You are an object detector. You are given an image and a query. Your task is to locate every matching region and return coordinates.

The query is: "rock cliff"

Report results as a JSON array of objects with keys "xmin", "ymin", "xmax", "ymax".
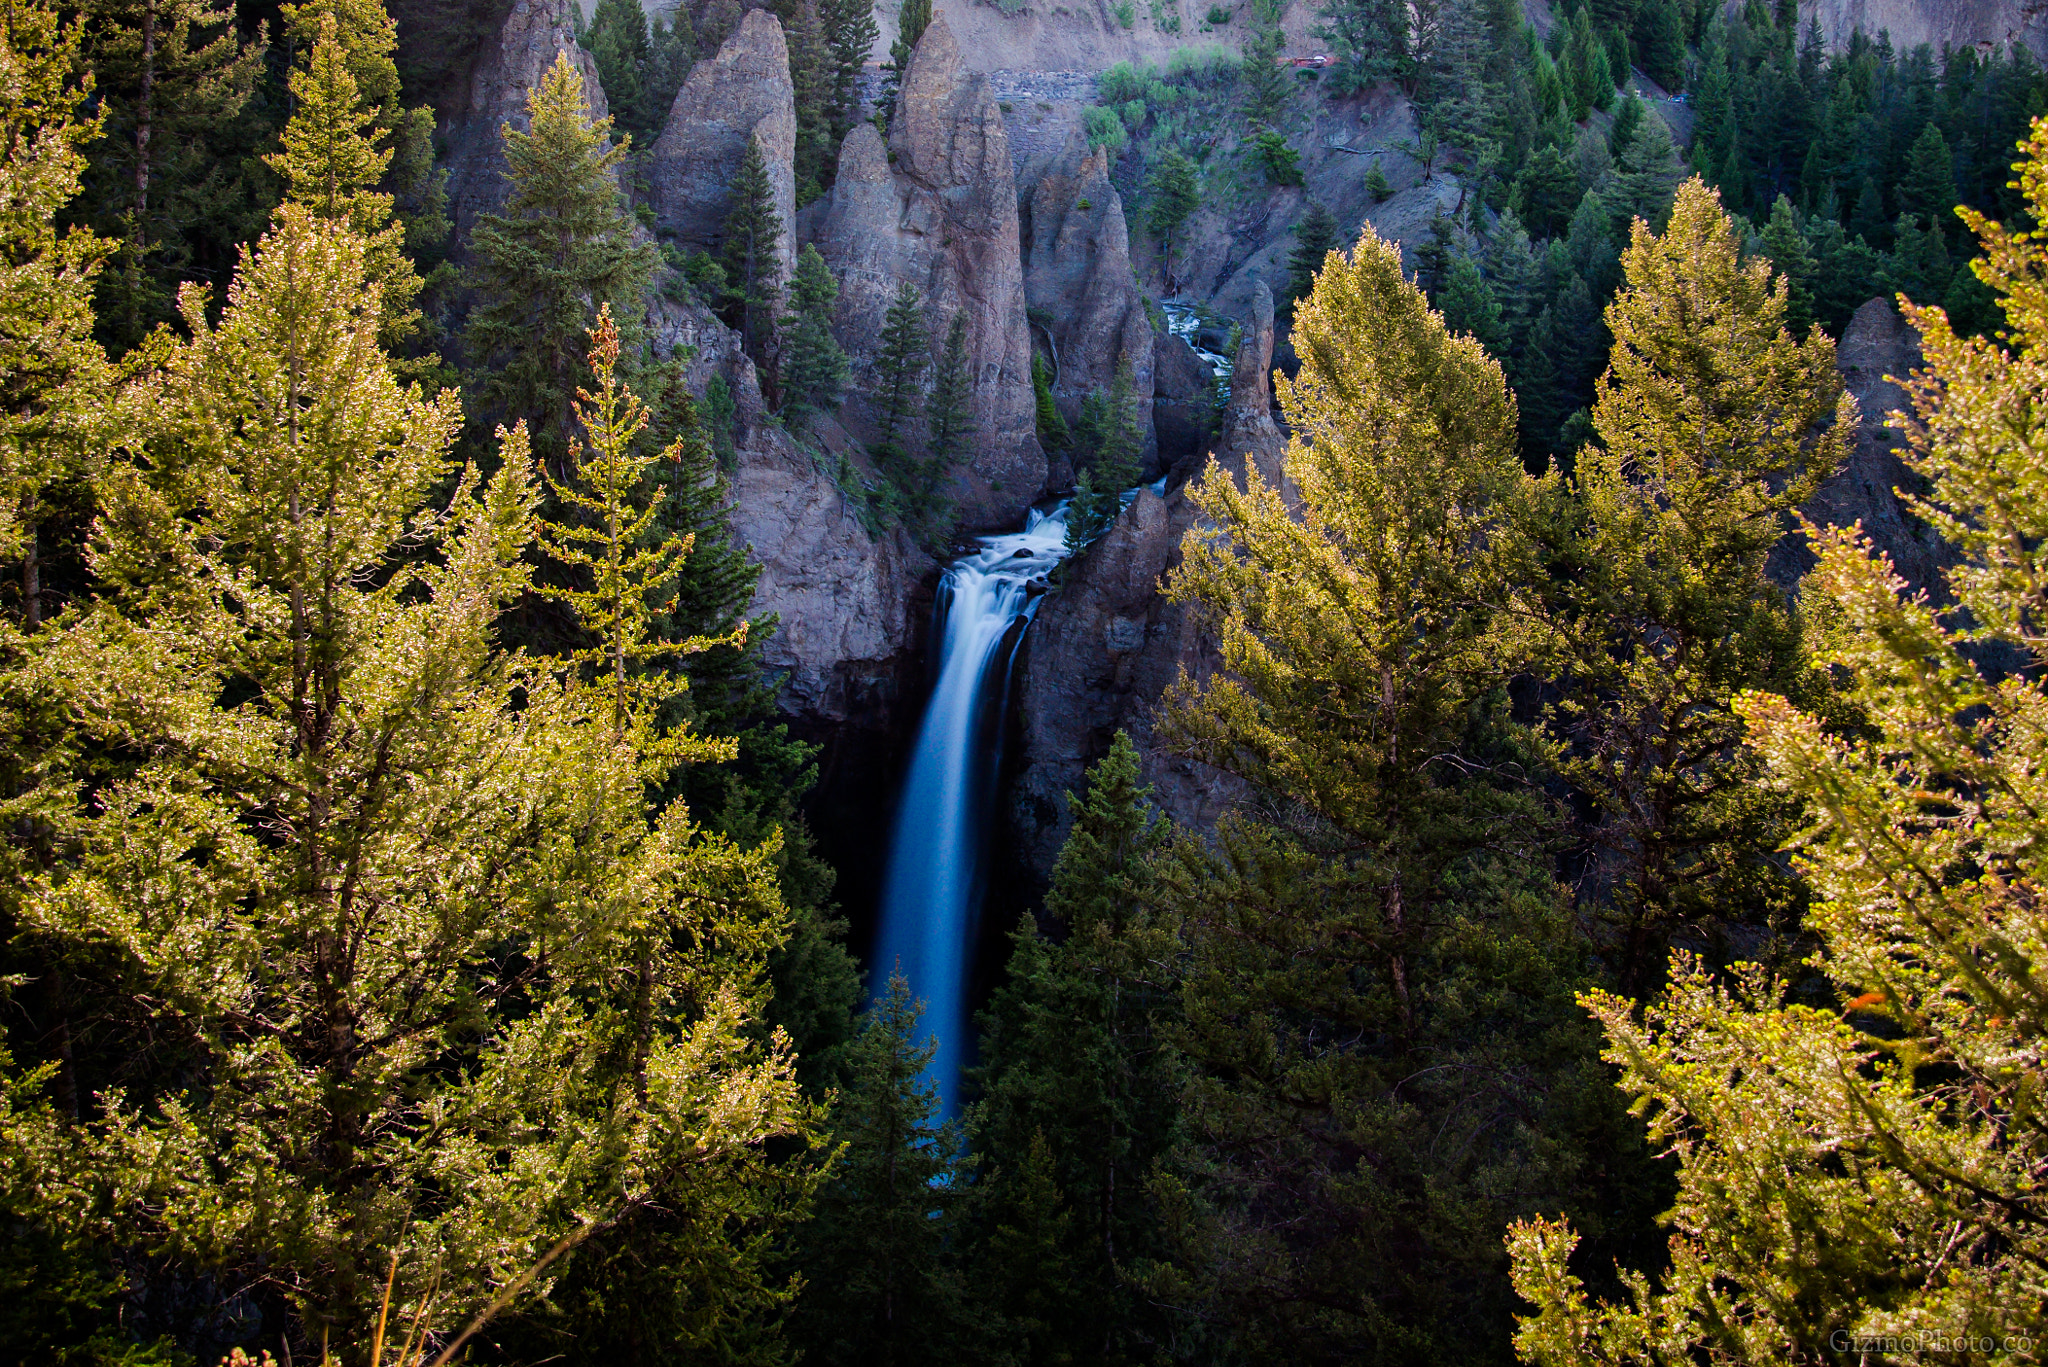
[
  {"xmin": 1009, "ymin": 285, "xmax": 1281, "ymax": 874},
  {"xmin": 1019, "ymin": 137, "xmax": 1156, "ymax": 460},
  {"xmin": 812, "ymin": 16, "xmax": 1046, "ymax": 529},
  {"xmin": 650, "ymin": 293, "xmax": 932, "ymax": 723},
  {"xmin": 649, "ymin": 9, "xmax": 799, "ymax": 288},
  {"xmin": 1801, "ymin": 0, "xmax": 2046, "ymax": 50},
  {"xmin": 441, "ymin": 0, "xmax": 605, "ymax": 246}
]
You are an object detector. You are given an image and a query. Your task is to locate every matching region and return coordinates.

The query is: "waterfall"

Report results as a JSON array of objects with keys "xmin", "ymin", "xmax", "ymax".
[{"xmin": 874, "ymin": 501, "xmax": 1076, "ymax": 1111}]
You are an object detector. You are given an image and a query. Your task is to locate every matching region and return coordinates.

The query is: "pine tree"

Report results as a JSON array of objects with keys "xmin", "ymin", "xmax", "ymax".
[
  {"xmin": 921, "ymin": 310, "xmax": 974, "ymax": 489},
  {"xmin": 1286, "ymin": 200, "xmax": 1341, "ymax": 303},
  {"xmin": 78, "ymin": 0, "xmax": 268, "ymax": 350},
  {"xmin": 872, "ymin": 279, "xmax": 927, "ymax": 454},
  {"xmin": 1153, "ymin": 222, "xmax": 1626, "ymax": 1365},
  {"xmin": 821, "ymin": 0, "xmax": 878, "ymax": 138},
  {"xmin": 265, "ymin": 13, "xmax": 424, "ymax": 346},
  {"xmin": 466, "ymin": 52, "xmax": 656, "ymax": 475},
  {"xmin": 14, "ymin": 205, "xmax": 820, "ymax": 1351},
  {"xmin": 1898, "ymin": 120, "xmax": 1958, "ymax": 242},
  {"xmin": 1239, "ymin": 19, "xmax": 1291, "ymax": 124},
  {"xmin": 1881, "ymin": 210, "xmax": 1954, "ymax": 305},
  {"xmin": 789, "ymin": 975, "xmax": 983, "ymax": 1366},
  {"xmin": 1317, "ymin": 0, "xmax": 1411, "ymax": 93},
  {"xmin": 586, "ymin": 0, "xmax": 651, "ymax": 137},
  {"xmin": 971, "ymin": 733, "xmax": 1181, "ymax": 1363},
  {"xmin": 1144, "ymin": 149, "xmax": 1201, "ymax": 292},
  {"xmin": 1758, "ymin": 193, "xmax": 1816, "ymax": 331},
  {"xmin": 1439, "ymin": 253, "xmax": 1507, "ymax": 352},
  {"xmin": 779, "ymin": 243, "xmax": 849, "ymax": 427},
  {"xmin": 789, "ymin": 0, "xmax": 836, "ymax": 205},
  {"xmin": 1636, "ymin": 0, "xmax": 1684, "ymax": 90},
  {"xmin": 1031, "ymin": 352, "xmax": 1069, "ymax": 451},
  {"xmin": 1064, "ymin": 357, "xmax": 1140, "ymax": 552},
  {"xmin": 1519, "ymin": 177, "xmax": 1856, "ymax": 993},
  {"xmin": 0, "ymin": 0, "xmax": 112, "ymax": 632},
  {"xmin": 719, "ymin": 133, "xmax": 785, "ymax": 371},
  {"xmin": 1509, "ymin": 117, "xmax": 2048, "ymax": 1360}
]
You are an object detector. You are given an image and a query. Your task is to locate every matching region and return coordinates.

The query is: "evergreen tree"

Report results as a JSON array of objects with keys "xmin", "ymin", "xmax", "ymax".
[
  {"xmin": 587, "ymin": 0, "xmax": 650, "ymax": 135},
  {"xmin": 1758, "ymin": 193, "xmax": 1816, "ymax": 331},
  {"xmin": 821, "ymin": 0, "xmax": 878, "ymax": 139},
  {"xmin": 77, "ymin": 0, "xmax": 268, "ymax": 351},
  {"xmin": 1286, "ymin": 200, "xmax": 1341, "ymax": 302},
  {"xmin": 1064, "ymin": 357, "xmax": 1140, "ymax": 552},
  {"xmin": 1318, "ymin": 0, "xmax": 1411, "ymax": 93},
  {"xmin": 1898, "ymin": 120, "xmax": 1958, "ymax": 241},
  {"xmin": 1519, "ymin": 177, "xmax": 1856, "ymax": 993},
  {"xmin": 922, "ymin": 310, "xmax": 974, "ymax": 488},
  {"xmin": 265, "ymin": 14, "xmax": 425, "ymax": 347},
  {"xmin": 0, "ymin": 0, "xmax": 112, "ymax": 633},
  {"xmin": 1881, "ymin": 210, "xmax": 1954, "ymax": 305},
  {"xmin": 1510, "ymin": 144, "xmax": 1581, "ymax": 237},
  {"xmin": 1510, "ymin": 118, "xmax": 2048, "ymax": 1360},
  {"xmin": 872, "ymin": 278, "xmax": 927, "ymax": 456},
  {"xmin": 719, "ymin": 133, "xmax": 785, "ymax": 372},
  {"xmin": 1239, "ymin": 19, "xmax": 1291, "ymax": 125},
  {"xmin": 789, "ymin": 0, "xmax": 836, "ymax": 205},
  {"xmin": 1144, "ymin": 149, "xmax": 1201, "ymax": 292},
  {"xmin": 1635, "ymin": 0, "xmax": 1684, "ymax": 91},
  {"xmin": 971, "ymin": 733, "xmax": 1182, "ymax": 1364},
  {"xmin": 1439, "ymin": 252, "xmax": 1507, "ymax": 352},
  {"xmin": 779, "ymin": 243, "xmax": 849, "ymax": 427},
  {"xmin": 789, "ymin": 975, "xmax": 983, "ymax": 1366},
  {"xmin": 466, "ymin": 52, "xmax": 656, "ymax": 474},
  {"xmin": 12, "ymin": 206, "xmax": 819, "ymax": 1352},
  {"xmin": 1153, "ymin": 221, "xmax": 1628, "ymax": 1365},
  {"xmin": 1032, "ymin": 352, "xmax": 1069, "ymax": 452}
]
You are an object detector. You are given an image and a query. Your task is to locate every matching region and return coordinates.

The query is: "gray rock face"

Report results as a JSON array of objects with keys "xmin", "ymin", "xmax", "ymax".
[
  {"xmin": 1152, "ymin": 329, "xmax": 1215, "ymax": 469},
  {"xmin": 1801, "ymin": 0, "xmax": 2046, "ymax": 50},
  {"xmin": 1773, "ymin": 297, "xmax": 1952, "ymax": 602},
  {"xmin": 1019, "ymin": 137, "xmax": 1155, "ymax": 458},
  {"xmin": 813, "ymin": 16, "xmax": 1045, "ymax": 529},
  {"xmin": 442, "ymin": 0, "xmax": 606, "ymax": 245},
  {"xmin": 649, "ymin": 9, "xmax": 798, "ymax": 288},
  {"xmin": 1011, "ymin": 288, "xmax": 1283, "ymax": 875},
  {"xmin": 650, "ymin": 292, "xmax": 931, "ymax": 722}
]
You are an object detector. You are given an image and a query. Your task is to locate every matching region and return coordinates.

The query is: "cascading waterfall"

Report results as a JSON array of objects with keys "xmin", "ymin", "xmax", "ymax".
[
  {"xmin": 874, "ymin": 502, "xmax": 1075, "ymax": 1110},
  {"xmin": 875, "ymin": 309, "xmax": 1228, "ymax": 1110}
]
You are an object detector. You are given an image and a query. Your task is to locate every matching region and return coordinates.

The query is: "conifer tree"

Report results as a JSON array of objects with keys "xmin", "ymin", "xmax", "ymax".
[
  {"xmin": 923, "ymin": 310, "xmax": 974, "ymax": 482},
  {"xmin": 872, "ymin": 279, "xmax": 927, "ymax": 455},
  {"xmin": 1286, "ymin": 200, "xmax": 1340, "ymax": 303},
  {"xmin": 466, "ymin": 52, "xmax": 656, "ymax": 474},
  {"xmin": 789, "ymin": 0, "xmax": 836, "ymax": 204},
  {"xmin": 1509, "ymin": 116, "xmax": 2048, "ymax": 1363},
  {"xmin": 1898, "ymin": 119, "xmax": 1957, "ymax": 241},
  {"xmin": 15, "ymin": 206, "xmax": 819, "ymax": 1351},
  {"xmin": 1154, "ymin": 224, "xmax": 1626, "ymax": 1364},
  {"xmin": 1758, "ymin": 193, "xmax": 1816, "ymax": 331},
  {"xmin": 1144, "ymin": 149, "xmax": 1201, "ymax": 292},
  {"xmin": 1063, "ymin": 356, "xmax": 1140, "ymax": 552},
  {"xmin": 779, "ymin": 243, "xmax": 849, "ymax": 427},
  {"xmin": 1519, "ymin": 177, "xmax": 1856, "ymax": 992},
  {"xmin": 821, "ymin": 0, "xmax": 878, "ymax": 138},
  {"xmin": 719, "ymin": 133, "xmax": 784, "ymax": 371},
  {"xmin": 0, "ymin": 0, "xmax": 112, "ymax": 631},
  {"xmin": 1238, "ymin": 19, "xmax": 1290, "ymax": 125},
  {"xmin": 1317, "ymin": 0, "xmax": 1410, "ymax": 93},
  {"xmin": 265, "ymin": 14, "xmax": 425, "ymax": 346},
  {"xmin": 789, "ymin": 975, "xmax": 982, "ymax": 1366},
  {"xmin": 78, "ymin": 0, "xmax": 267, "ymax": 350},
  {"xmin": 587, "ymin": 0, "xmax": 651, "ymax": 136}
]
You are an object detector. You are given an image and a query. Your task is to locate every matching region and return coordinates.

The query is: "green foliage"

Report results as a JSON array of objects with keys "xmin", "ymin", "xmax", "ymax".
[
  {"xmin": 1031, "ymin": 351, "xmax": 1069, "ymax": 451},
  {"xmin": 789, "ymin": 0, "xmax": 837, "ymax": 205},
  {"xmin": 1316, "ymin": 0, "xmax": 1410, "ymax": 93},
  {"xmin": 1237, "ymin": 20, "xmax": 1289, "ymax": 124},
  {"xmin": 778, "ymin": 243, "xmax": 849, "ymax": 426},
  {"xmin": 465, "ymin": 52, "xmax": 656, "ymax": 473},
  {"xmin": 76, "ymin": 0, "xmax": 271, "ymax": 353},
  {"xmin": 1111, "ymin": 0, "xmax": 1136, "ymax": 29},
  {"xmin": 13, "ymin": 205, "xmax": 820, "ymax": 1352},
  {"xmin": 970, "ymin": 733, "xmax": 1183, "ymax": 1362},
  {"xmin": 719, "ymin": 134, "xmax": 785, "ymax": 371},
  {"xmin": 884, "ymin": 0, "xmax": 932, "ymax": 115},
  {"xmin": 1082, "ymin": 103, "xmax": 1129, "ymax": 151},
  {"xmin": 1509, "ymin": 119, "xmax": 2048, "ymax": 1357},
  {"xmin": 1064, "ymin": 357, "xmax": 1141, "ymax": 552},
  {"xmin": 1518, "ymin": 178, "xmax": 1855, "ymax": 993},
  {"xmin": 788, "ymin": 976, "xmax": 985, "ymax": 1365},
  {"xmin": 1364, "ymin": 161, "xmax": 1391, "ymax": 201},
  {"xmin": 1285, "ymin": 200, "xmax": 1340, "ymax": 302},
  {"xmin": 1246, "ymin": 126, "xmax": 1302, "ymax": 184}
]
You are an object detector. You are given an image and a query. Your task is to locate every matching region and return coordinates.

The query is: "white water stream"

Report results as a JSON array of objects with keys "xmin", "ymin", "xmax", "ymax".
[
  {"xmin": 873, "ymin": 308, "xmax": 1229, "ymax": 1110},
  {"xmin": 874, "ymin": 502, "xmax": 1076, "ymax": 1110}
]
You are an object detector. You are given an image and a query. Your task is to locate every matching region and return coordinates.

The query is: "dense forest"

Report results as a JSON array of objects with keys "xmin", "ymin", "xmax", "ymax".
[{"xmin": 5, "ymin": 0, "xmax": 2048, "ymax": 1360}]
